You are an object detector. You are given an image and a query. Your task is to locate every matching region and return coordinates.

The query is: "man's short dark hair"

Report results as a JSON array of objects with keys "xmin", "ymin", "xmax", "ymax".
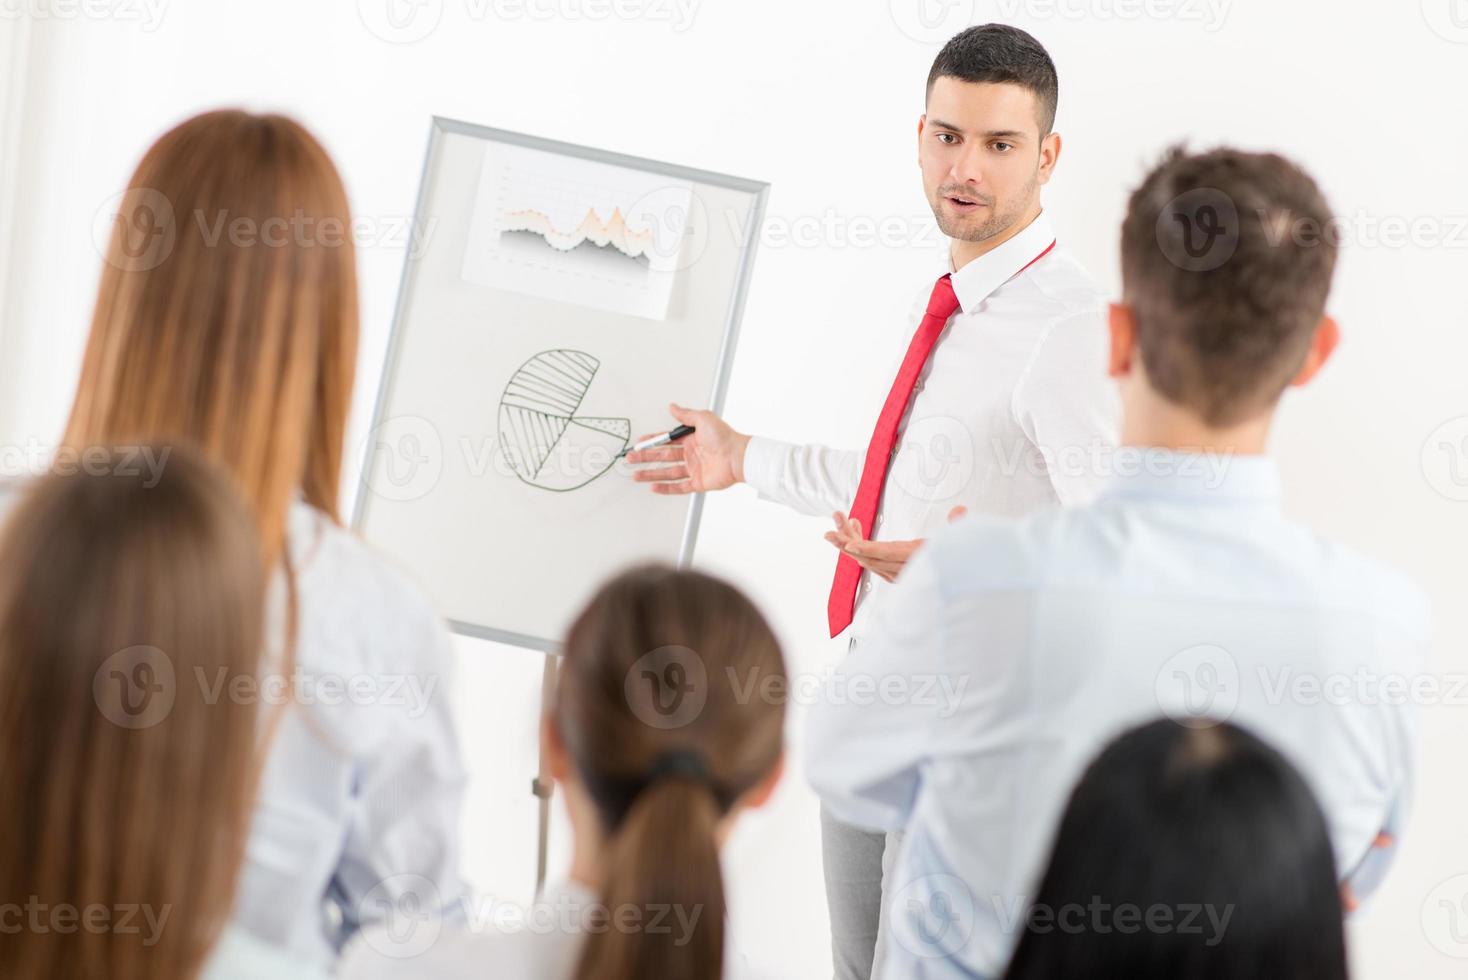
[
  {"xmin": 1121, "ymin": 146, "xmax": 1339, "ymax": 426},
  {"xmin": 926, "ymin": 25, "xmax": 1059, "ymax": 136}
]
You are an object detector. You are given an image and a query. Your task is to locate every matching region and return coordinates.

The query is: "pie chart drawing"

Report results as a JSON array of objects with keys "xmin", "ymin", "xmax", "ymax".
[{"xmin": 498, "ymin": 349, "xmax": 631, "ymax": 492}]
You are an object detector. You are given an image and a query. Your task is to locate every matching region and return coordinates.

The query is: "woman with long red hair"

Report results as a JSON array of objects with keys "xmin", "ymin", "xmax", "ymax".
[{"xmin": 66, "ymin": 109, "xmax": 468, "ymax": 968}]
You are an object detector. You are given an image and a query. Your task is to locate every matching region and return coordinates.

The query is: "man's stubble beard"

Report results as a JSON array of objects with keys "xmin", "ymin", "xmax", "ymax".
[{"xmin": 931, "ymin": 176, "xmax": 1039, "ymax": 243}]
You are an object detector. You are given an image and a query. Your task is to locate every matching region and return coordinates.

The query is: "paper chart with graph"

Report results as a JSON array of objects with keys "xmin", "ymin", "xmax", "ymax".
[{"xmin": 461, "ymin": 143, "xmax": 693, "ymax": 320}]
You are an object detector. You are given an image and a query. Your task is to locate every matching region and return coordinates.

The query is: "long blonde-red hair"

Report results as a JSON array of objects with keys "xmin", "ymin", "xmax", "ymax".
[{"xmin": 64, "ymin": 109, "xmax": 360, "ymax": 565}]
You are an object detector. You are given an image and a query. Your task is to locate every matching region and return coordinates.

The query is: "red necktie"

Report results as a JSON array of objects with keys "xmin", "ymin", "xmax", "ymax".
[{"xmin": 826, "ymin": 274, "xmax": 961, "ymax": 637}]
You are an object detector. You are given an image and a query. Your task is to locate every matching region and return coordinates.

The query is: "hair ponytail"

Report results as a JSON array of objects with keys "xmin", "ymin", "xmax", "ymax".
[
  {"xmin": 557, "ymin": 566, "xmax": 786, "ymax": 980},
  {"xmin": 574, "ymin": 778, "xmax": 725, "ymax": 980}
]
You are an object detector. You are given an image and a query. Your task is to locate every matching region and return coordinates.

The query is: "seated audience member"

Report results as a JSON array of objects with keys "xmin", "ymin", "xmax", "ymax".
[
  {"xmin": 1003, "ymin": 718, "xmax": 1349, "ymax": 980},
  {"xmin": 0, "ymin": 447, "xmax": 323, "ymax": 979},
  {"xmin": 341, "ymin": 565, "xmax": 787, "ymax": 980},
  {"xmin": 68, "ymin": 109, "xmax": 468, "ymax": 964},
  {"xmin": 806, "ymin": 146, "xmax": 1429, "ymax": 979}
]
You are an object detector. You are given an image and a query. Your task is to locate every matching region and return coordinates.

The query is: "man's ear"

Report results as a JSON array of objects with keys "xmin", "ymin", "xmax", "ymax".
[
  {"xmin": 1108, "ymin": 302, "xmax": 1137, "ymax": 378},
  {"xmin": 1037, "ymin": 130, "xmax": 1062, "ymax": 185},
  {"xmin": 917, "ymin": 114, "xmax": 927, "ymax": 166},
  {"xmin": 741, "ymin": 753, "xmax": 786, "ymax": 811},
  {"xmin": 541, "ymin": 715, "xmax": 572, "ymax": 782},
  {"xmin": 1289, "ymin": 315, "xmax": 1340, "ymax": 388}
]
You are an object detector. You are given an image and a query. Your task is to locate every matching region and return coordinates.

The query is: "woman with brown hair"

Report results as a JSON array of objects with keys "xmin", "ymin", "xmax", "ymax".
[
  {"xmin": 341, "ymin": 564, "xmax": 787, "ymax": 980},
  {"xmin": 0, "ymin": 446, "xmax": 322, "ymax": 980},
  {"xmin": 68, "ymin": 110, "xmax": 468, "ymax": 967}
]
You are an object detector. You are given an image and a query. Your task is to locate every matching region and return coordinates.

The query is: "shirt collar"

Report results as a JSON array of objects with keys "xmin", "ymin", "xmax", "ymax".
[
  {"xmin": 1096, "ymin": 448, "xmax": 1283, "ymax": 505},
  {"xmin": 946, "ymin": 210, "xmax": 1057, "ymax": 314}
]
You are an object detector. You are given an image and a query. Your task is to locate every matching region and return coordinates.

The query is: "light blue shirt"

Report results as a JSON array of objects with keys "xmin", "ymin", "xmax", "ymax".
[
  {"xmin": 233, "ymin": 502, "xmax": 470, "ymax": 966},
  {"xmin": 805, "ymin": 450, "xmax": 1430, "ymax": 980},
  {"xmin": 202, "ymin": 926, "xmax": 332, "ymax": 980}
]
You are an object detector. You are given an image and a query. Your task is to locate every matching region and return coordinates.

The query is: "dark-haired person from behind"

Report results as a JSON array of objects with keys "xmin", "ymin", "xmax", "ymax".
[
  {"xmin": 1004, "ymin": 719, "xmax": 1348, "ymax": 980},
  {"xmin": 341, "ymin": 565, "xmax": 788, "ymax": 980}
]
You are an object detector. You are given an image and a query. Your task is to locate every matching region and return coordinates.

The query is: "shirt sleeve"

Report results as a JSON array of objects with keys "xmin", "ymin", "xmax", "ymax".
[
  {"xmin": 1342, "ymin": 795, "xmax": 1407, "ymax": 907},
  {"xmin": 803, "ymin": 537, "xmax": 955, "ymax": 832},
  {"xmin": 1342, "ymin": 586, "xmax": 1428, "ymax": 906},
  {"xmin": 742, "ymin": 436, "xmax": 862, "ymax": 518},
  {"xmin": 331, "ymin": 615, "xmax": 471, "ymax": 944},
  {"xmin": 1011, "ymin": 306, "xmax": 1120, "ymax": 507}
]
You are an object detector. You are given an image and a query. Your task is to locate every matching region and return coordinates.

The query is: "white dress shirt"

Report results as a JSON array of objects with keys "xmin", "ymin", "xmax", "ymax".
[
  {"xmin": 741, "ymin": 211, "xmax": 1118, "ymax": 638},
  {"xmin": 336, "ymin": 879, "xmax": 780, "ymax": 980},
  {"xmin": 805, "ymin": 452, "xmax": 1430, "ymax": 980},
  {"xmin": 232, "ymin": 501, "xmax": 470, "ymax": 967}
]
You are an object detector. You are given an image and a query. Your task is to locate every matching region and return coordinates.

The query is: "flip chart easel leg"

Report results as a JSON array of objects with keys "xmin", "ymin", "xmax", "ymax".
[{"xmin": 531, "ymin": 652, "xmax": 557, "ymax": 897}]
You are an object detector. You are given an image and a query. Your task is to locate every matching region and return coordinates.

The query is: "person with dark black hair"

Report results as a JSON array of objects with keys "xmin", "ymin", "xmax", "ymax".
[
  {"xmin": 1003, "ymin": 719, "xmax": 1349, "ymax": 980},
  {"xmin": 926, "ymin": 24, "xmax": 1059, "ymax": 135},
  {"xmin": 629, "ymin": 25, "xmax": 1118, "ymax": 978}
]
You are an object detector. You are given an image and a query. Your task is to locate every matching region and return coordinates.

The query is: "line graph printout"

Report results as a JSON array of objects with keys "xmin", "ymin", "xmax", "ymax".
[{"xmin": 461, "ymin": 143, "xmax": 693, "ymax": 320}]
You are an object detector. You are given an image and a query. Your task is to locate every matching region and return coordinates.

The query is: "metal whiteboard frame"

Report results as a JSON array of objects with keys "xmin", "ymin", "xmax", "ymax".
[{"xmin": 351, "ymin": 116, "xmax": 770, "ymax": 653}]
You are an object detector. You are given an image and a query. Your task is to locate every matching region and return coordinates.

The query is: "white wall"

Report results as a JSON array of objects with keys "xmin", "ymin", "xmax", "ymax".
[
  {"xmin": 0, "ymin": 13, "xmax": 31, "ymax": 396},
  {"xmin": 3, "ymin": 1, "xmax": 1467, "ymax": 976}
]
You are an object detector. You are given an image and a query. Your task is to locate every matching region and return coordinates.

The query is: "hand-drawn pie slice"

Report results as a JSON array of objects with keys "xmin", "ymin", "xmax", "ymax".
[{"xmin": 498, "ymin": 350, "xmax": 630, "ymax": 492}]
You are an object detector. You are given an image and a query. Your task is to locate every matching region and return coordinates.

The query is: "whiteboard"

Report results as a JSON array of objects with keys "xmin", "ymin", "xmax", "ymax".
[{"xmin": 353, "ymin": 118, "xmax": 768, "ymax": 652}]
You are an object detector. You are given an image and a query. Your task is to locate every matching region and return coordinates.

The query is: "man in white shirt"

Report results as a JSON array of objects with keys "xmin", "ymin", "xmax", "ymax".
[
  {"xmin": 805, "ymin": 146, "xmax": 1431, "ymax": 980},
  {"xmin": 628, "ymin": 25, "xmax": 1117, "ymax": 980}
]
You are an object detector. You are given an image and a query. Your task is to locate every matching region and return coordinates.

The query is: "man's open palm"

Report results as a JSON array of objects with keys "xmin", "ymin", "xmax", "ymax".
[{"xmin": 627, "ymin": 403, "xmax": 750, "ymax": 495}]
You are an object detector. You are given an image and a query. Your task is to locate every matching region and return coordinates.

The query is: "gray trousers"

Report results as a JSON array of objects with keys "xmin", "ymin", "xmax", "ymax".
[{"xmin": 821, "ymin": 804, "xmax": 900, "ymax": 980}]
